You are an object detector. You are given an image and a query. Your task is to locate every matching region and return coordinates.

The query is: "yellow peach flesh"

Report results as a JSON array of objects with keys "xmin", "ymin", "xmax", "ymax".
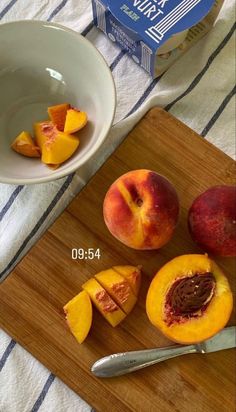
[
  {"xmin": 11, "ymin": 131, "xmax": 40, "ymax": 158},
  {"xmin": 41, "ymin": 132, "xmax": 79, "ymax": 164},
  {"xmin": 63, "ymin": 290, "xmax": 92, "ymax": 344},
  {"xmin": 64, "ymin": 109, "xmax": 88, "ymax": 134},
  {"xmin": 113, "ymin": 265, "xmax": 142, "ymax": 297},
  {"xmin": 146, "ymin": 254, "xmax": 233, "ymax": 344},
  {"xmin": 82, "ymin": 278, "xmax": 126, "ymax": 327},
  {"xmin": 47, "ymin": 103, "xmax": 70, "ymax": 131},
  {"xmin": 34, "ymin": 121, "xmax": 54, "ymax": 150},
  {"xmin": 95, "ymin": 269, "xmax": 137, "ymax": 314}
]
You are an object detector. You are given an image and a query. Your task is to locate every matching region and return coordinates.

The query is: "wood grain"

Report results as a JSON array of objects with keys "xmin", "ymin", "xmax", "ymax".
[{"xmin": 0, "ymin": 108, "xmax": 235, "ymax": 412}]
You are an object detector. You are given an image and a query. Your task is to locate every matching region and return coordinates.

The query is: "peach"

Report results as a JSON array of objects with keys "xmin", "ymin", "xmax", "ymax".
[
  {"xmin": 95, "ymin": 268, "xmax": 137, "ymax": 314},
  {"xmin": 11, "ymin": 131, "xmax": 40, "ymax": 158},
  {"xmin": 34, "ymin": 120, "xmax": 53, "ymax": 150},
  {"xmin": 34, "ymin": 121, "xmax": 79, "ymax": 165},
  {"xmin": 146, "ymin": 254, "xmax": 233, "ymax": 344},
  {"xmin": 113, "ymin": 265, "xmax": 142, "ymax": 296},
  {"xmin": 82, "ymin": 278, "xmax": 126, "ymax": 327},
  {"xmin": 188, "ymin": 186, "xmax": 236, "ymax": 257},
  {"xmin": 103, "ymin": 170, "xmax": 179, "ymax": 250},
  {"xmin": 42, "ymin": 132, "xmax": 79, "ymax": 165},
  {"xmin": 64, "ymin": 109, "xmax": 88, "ymax": 134},
  {"xmin": 48, "ymin": 103, "xmax": 70, "ymax": 131},
  {"xmin": 63, "ymin": 290, "xmax": 92, "ymax": 344}
]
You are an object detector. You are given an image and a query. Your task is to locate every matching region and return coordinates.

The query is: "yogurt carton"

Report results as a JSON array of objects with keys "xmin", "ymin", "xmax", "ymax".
[{"xmin": 92, "ymin": 0, "xmax": 224, "ymax": 77}]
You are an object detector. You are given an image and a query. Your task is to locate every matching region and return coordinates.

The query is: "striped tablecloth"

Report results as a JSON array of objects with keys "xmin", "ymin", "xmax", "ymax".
[{"xmin": 0, "ymin": 0, "xmax": 235, "ymax": 411}]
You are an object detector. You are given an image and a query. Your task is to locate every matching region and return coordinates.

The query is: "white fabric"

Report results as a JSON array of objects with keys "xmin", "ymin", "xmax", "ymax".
[{"xmin": 0, "ymin": 0, "xmax": 235, "ymax": 411}]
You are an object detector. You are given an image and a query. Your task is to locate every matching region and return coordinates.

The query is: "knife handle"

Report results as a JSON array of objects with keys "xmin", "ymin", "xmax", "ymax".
[{"xmin": 91, "ymin": 345, "xmax": 197, "ymax": 377}]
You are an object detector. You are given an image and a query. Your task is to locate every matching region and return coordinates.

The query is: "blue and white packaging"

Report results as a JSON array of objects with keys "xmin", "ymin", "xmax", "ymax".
[{"xmin": 92, "ymin": 0, "xmax": 223, "ymax": 77}]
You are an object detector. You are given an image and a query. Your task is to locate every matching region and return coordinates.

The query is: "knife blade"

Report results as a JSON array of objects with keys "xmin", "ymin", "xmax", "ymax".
[
  {"xmin": 196, "ymin": 326, "xmax": 236, "ymax": 353},
  {"xmin": 91, "ymin": 326, "xmax": 236, "ymax": 378}
]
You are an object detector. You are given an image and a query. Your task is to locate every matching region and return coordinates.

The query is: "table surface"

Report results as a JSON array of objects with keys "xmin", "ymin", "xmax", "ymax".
[{"xmin": 0, "ymin": 1, "xmax": 235, "ymax": 412}]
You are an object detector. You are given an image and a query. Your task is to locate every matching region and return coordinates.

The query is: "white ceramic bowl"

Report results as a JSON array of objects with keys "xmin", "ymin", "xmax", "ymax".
[{"xmin": 0, "ymin": 21, "xmax": 116, "ymax": 184}]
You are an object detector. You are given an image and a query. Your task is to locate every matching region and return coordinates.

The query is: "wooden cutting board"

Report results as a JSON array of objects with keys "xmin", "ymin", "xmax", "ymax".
[{"xmin": 0, "ymin": 108, "xmax": 235, "ymax": 412}]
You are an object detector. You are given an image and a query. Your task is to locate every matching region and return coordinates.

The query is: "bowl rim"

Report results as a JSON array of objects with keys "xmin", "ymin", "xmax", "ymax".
[{"xmin": 0, "ymin": 20, "xmax": 116, "ymax": 185}]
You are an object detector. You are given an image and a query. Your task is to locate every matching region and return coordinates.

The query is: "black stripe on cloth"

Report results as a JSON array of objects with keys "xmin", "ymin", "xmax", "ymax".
[
  {"xmin": 81, "ymin": 21, "xmax": 94, "ymax": 37},
  {"xmin": 125, "ymin": 74, "xmax": 163, "ymax": 118},
  {"xmin": 0, "ymin": 339, "xmax": 16, "ymax": 371},
  {"xmin": 0, "ymin": 186, "xmax": 24, "ymax": 222},
  {"xmin": 125, "ymin": 22, "xmax": 235, "ymax": 118},
  {"xmin": 0, "ymin": 0, "xmax": 18, "ymax": 19},
  {"xmin": 30, "ymin": 373, "xmax": 55, "ymax": 412},
  {"xmin": 110, "ymin": 50, "xmax": 126, "ymax": 72},
  {"xmin": 0, "ymin": 173, "xmax": 74, "ymax": 280},
  {"xmin": 47, "ymin": 0, "xmax": 69, "ymax": 21},
  {"xmin": 201, "ymin": 85, "xmax": 236, "ymax": 137}
]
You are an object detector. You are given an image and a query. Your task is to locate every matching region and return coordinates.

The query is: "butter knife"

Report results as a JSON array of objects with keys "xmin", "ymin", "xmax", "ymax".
[{"xmin": 91, "ymin": 326, "xmax": 236, "ymax": 378}]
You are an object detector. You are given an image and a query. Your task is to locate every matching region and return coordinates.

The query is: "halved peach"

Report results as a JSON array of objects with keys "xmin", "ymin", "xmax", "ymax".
[
  {"xmin": 41, "ymin": 132, "xmax": 79, "ymax": 165},
  {"xmin": 11, "ymin": 131, "xmax": 40, "ymax": 158},
  {"xmin": 82, "ymin": 278, "xmax": 126, "ymax": 327},
  {"xmin": 113, "ymin": 265, "xmax": 142, "ymax": 297},
  {"xmin": 64, "ymin": 109, "xmax": 88, "ymax": 134},
  {"xmin": 63, "ymin": 290, "xmax": 92, "ymax": 344},
  {"xmin": 48, "ymin": 103, "xmax": 70, "ymax": 131},
  {"xmin": 95, "ymin": 268, "xmax": 137, "ymax": 314},
  {"xmin": 146, "ymin": 254, "xmax": 233, "ymax": 344}
]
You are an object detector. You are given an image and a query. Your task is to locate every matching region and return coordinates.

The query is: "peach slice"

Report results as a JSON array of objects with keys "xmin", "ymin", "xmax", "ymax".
[
  {"xmin": 34, "ymin": 121, "xmax": 79, "ymax": 165},
  {"xmin": 48, "ymin": 103, "xmax": 70, "ymax": 131},
  {"xmin": 63, "ymin": 290, "xmax": 92, "ymax": 344},
  {"xmin": 34, "ymin": 120, "xmax": 54, "ymax": 150},
  {"xmin": 11, "ymin": 131, "xmax": 40, "ymax": 158},
  {"xmin": 113, "ymin": 265, "xmax": 142, "ymax": 297},
  {"xmin": 146, "ymin": 254, "xmax": 233, "ymax": 344},
  {"xmin": 95, "ymin": 269, "xmax": 137, "ymax": 314},
  {"xmin": 82, "ymin": 278, "xmax": 126, "ymax": 327},
  {"xmin": 64, "ymin": 109, "xmax": 88, "ymax": 134},
  {"xmin": 41, "ymin": 132, "xmax": 79, "ymax": 165}
]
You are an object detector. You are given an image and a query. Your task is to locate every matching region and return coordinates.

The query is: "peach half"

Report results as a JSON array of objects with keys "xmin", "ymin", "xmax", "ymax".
[
  {"xmin": 11, "ymin": 131, "xmax": 40, "ymax": 158},
  {"xmin": 63, "ymin": 290, "xmax": 92, "ymax": 344},
  {"xmin": 103, "ymin": 170, "xmax": 179, "ymax": 250},
  {"xmin": 146, "ymin": 254, "xmax": 233, "ymax": 344}
]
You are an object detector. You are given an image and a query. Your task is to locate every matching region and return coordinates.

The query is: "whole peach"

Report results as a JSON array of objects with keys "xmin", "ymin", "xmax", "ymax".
[
  {"xmin": 188, "ymin": 185, "xmax": 236, "ymax": 257},
  {"xmin": 103, "ymin": 170, "xmax": 179, "ymax": 250}
]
